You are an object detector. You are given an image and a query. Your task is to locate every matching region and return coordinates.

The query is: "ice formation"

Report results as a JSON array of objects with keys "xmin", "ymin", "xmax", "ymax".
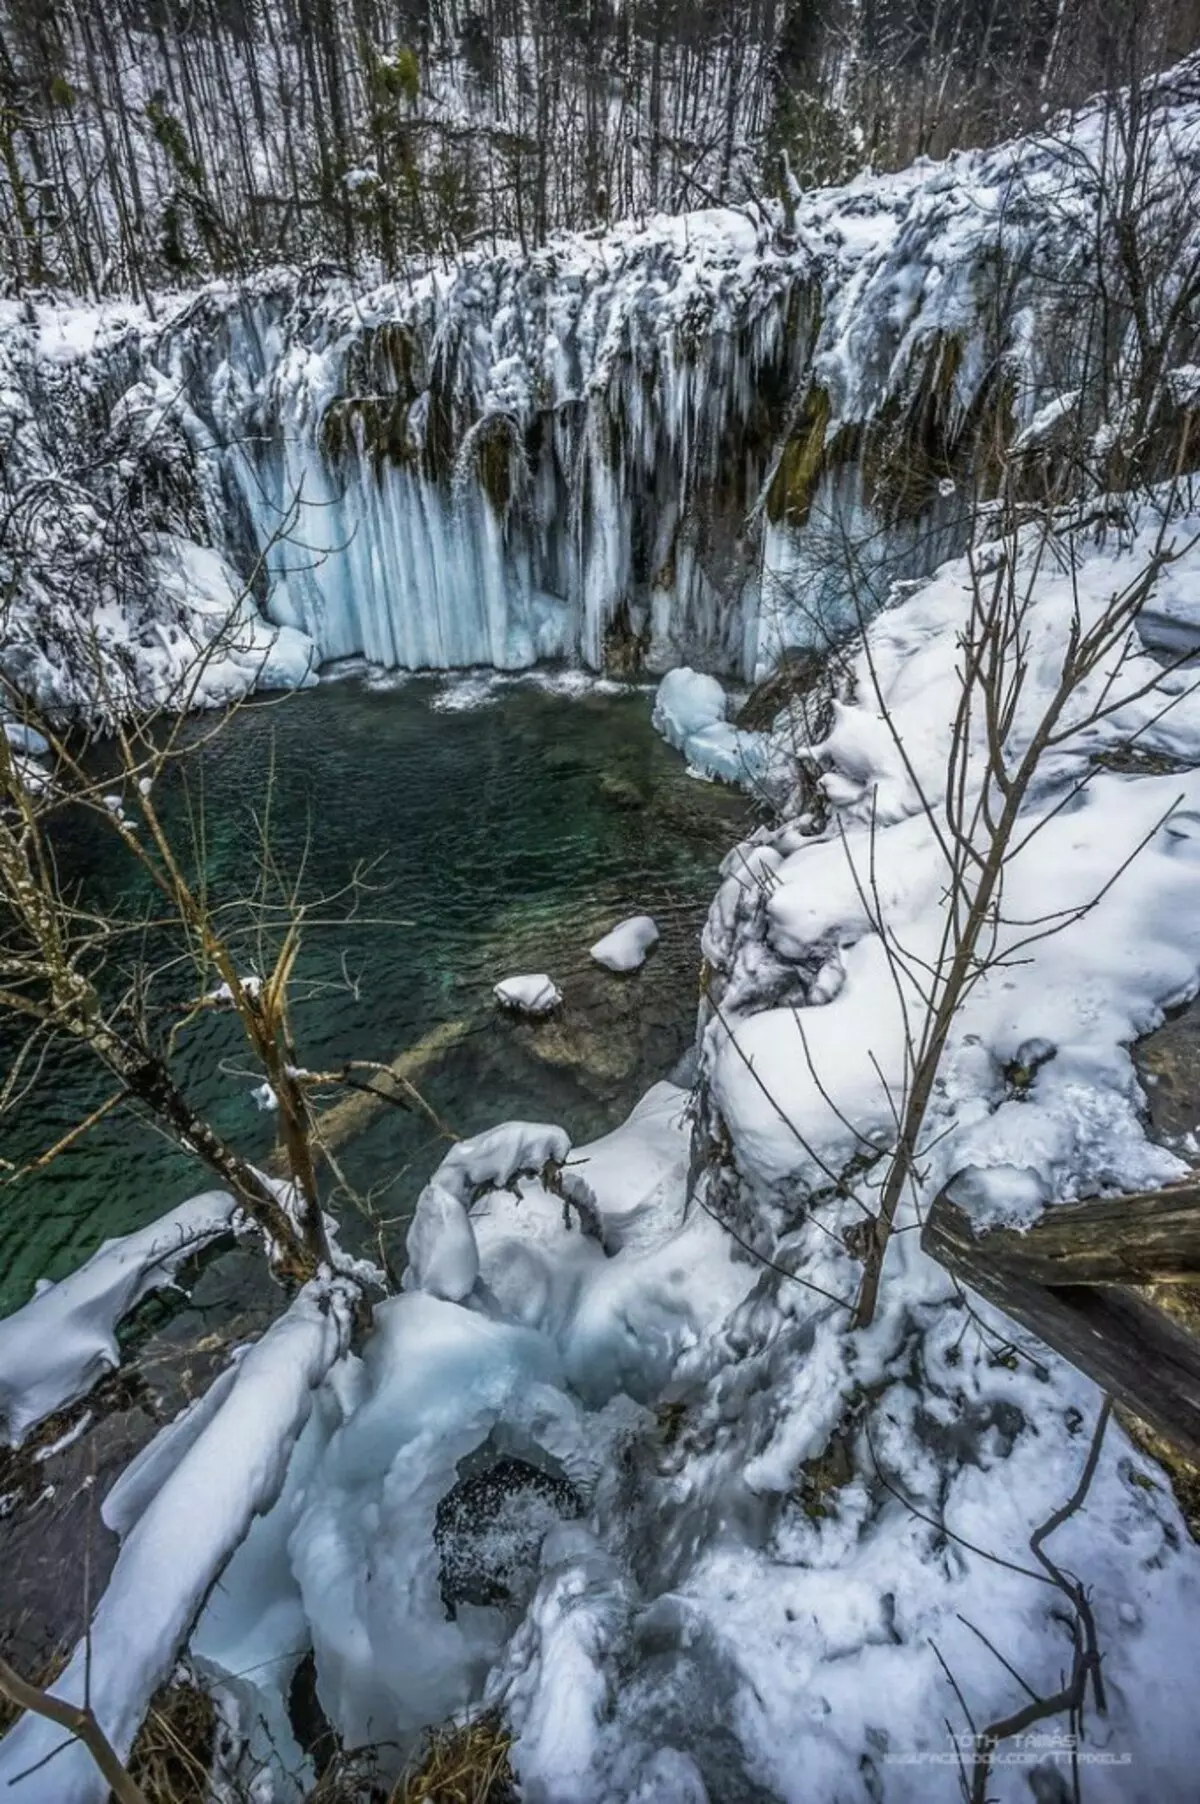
[
  {"xmin": 652, "ymin": 667, "xmax": 771, "ymax": 786},
  {"xmin": 589, "ymin": 915, "xmax": 660, "ymax": 973},
  {"xmin": 5, "ymin": 61, "xmax": 1199, "ymax": 717},
  {"xmin": 0, "ymin": 1279, "xmax": 355, "ymax": 1804}
]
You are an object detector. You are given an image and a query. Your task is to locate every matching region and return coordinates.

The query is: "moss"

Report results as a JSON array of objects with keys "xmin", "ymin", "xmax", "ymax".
[
  {"xmin": 860, "ymin": 331, "xmax": 965, "ymax": 523},
  {"xmin": 767, "ymin": 384, "xmax": 832, "ymax": 526},
  {"xmin": 656, "ymin": 1399, "xmax": 688, "ymax": 1448},
  {"xmin": 320, "ymin": 392, "xmax": 421, "ymax": 478},
  {"xmin": 475, "ymin": 421, "xmax": 514, "ymax": 515},
  {"xmin": 603, "ymin": 599, "xmax": 650, "ymax": 678},
  {"xmin": 1119, "ymin": 1403, "xmax": 1200, "ymax": 1540},
  {"xmin": 367, "ymin": 319, "xmax": 423, "ymax": 398},
  {"xmin": 794, "ymin": 1423, "xmax": 856, "ymax": 1522}
]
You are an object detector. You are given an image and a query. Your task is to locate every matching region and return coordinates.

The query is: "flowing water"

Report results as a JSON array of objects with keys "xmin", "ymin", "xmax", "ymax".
[{"xmin": 0, "ymin": 669, "xmax": 748, "ymax": 1318}]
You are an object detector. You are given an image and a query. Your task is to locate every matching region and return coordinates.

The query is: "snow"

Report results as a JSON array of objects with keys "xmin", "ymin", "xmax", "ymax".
[
  {"xmin": 589, "ymin": 915, "xmax": 660, "ymax": 973},
  {"xmin": 651, "ymin": 668, "xmax": 727, "ymax": 750},
  {"xmin": 0, "ymin": 1278, "xmax": 355, "ymax": 1804},
  {"xmin": 494, "ymin": 973, "xmax": 562, "ymax": 1016},
  {"xmin": 405, "ymin": 1184, "xmax": 480, "ymax": 1301},
  {"xmin": 0, "ymin": 1190, "xmax": 239, "ymax": 1445},
  {"xmin": 2, "ymin": 63, "xmax": 1200, "ymax": 1804},
  {"xmin": 288, "ymin": 1290, "xmax": 582, "ymax": 1752},
  {"xmin": 652, "ymin": 669, "xmax": 770, "ymax": 786},
  {"xmin": 261, "ymin": 495, "xmax": 1200, "ymax": 1798},
  {"xmin": 2, "ymin": 719, "xmax": 49, "ymax": 756}
]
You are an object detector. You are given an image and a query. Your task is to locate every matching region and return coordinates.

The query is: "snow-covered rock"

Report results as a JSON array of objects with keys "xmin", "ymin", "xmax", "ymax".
[
  {"xmin": 494, "ymin": 973, "xmax": 562, "ymax": 1016},
  {"xmin": 651, "ymin": 668, "xmax": 727, "ymax": 750},
  {"xmin": 2, "ymin": 719, "xmax": 49, "ymax": 756},
  {"xmin": 653, "ymin": 669, "xmax": 770, "ymax": 786},
  {"xmin": 589, "ymin": 914, "xmax": 660, "ymax": 973}
]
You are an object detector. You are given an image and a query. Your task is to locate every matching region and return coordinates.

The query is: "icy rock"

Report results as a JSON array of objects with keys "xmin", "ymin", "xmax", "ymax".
[
  {"xmin": 652, "ymin": 668, "xmax": 726, "ymax": 751},
  {"xmin": 651, "ymin": 669, "xmax": 768, "ymax": 787},
  {"xmin": 683, "ymin": 720, "xmax": 768, "ymax": 786},
  {"xmin": 3, "ymin": 719, "xmax": 49, "ymax": 756},
  {"xmin": 254, "ymin": 621, "xmax": 322, "ymax": 691},
  {"xmin": 494, "ymin": 973, "xmax": 562, "ymax": 1016},
  {"xmin": 405, "ymin": 1183, "xmax": 480, "ymax": 1301},
  {"xmin": 590, "ymin": 914, "xmax": 660, "ymax": 972}
]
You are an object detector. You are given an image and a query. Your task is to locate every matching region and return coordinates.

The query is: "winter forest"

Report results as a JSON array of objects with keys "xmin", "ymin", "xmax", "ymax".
[{"xmin": 3, "ymin": 0, "xmax": 1200, "ymax": 1800}]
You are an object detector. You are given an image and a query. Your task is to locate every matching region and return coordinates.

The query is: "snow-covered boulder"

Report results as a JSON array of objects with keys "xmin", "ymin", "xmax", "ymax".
[
  {"xmin": 0, "ymin": 1191, "xmax": 240, "ymax": 1446},
  {"xmin": 652, "ymin": 668, "xmax": 769, "ymax": 786},
  {"xmin": 494, "ymin": 973, "xmax": 562, "ymax": 1016},
  {"xmin": 652, "ymin": 667, "xmax": 726, "ymax": 751},
  {"xmin": 590, "ymin": 914, "xmax": 660, "ymax": 972},
  {"xmin": 683, "ymin": 719, "xmax": 768, "ymax": 786}
]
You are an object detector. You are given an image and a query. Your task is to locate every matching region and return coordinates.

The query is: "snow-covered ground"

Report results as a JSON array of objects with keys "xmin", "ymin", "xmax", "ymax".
[{"xmin": 3, "ymin": 488, "xmax": 1199, "ymax": 1800}]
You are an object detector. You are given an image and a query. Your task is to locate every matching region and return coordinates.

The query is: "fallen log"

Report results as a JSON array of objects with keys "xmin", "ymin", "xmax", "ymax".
[
  {"xmin": 924, "ymin": 1183, "xmax": 1200, "ymax": 1462},
  {"xmin": 928, "ymin": 1178, "xmax": 1200, "ymax": 1287}
]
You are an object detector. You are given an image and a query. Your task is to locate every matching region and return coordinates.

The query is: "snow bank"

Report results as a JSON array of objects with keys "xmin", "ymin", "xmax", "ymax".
[
  {"xmin": 589, "ymin": 915, "xmax": 660, "ymax": 973},
  {"xmin": 303, "ymin": 499, "xmax": 1200, "ymax": 1799},
  {"xmin": 0, "ymin": 1279, "xmax": 355, "ymax": 1804},
  {"xmin": 0, "ymin": 1190, "xmax": 238, "ymax": 1445},
  {"xmin": 494, "ymin": 974, "xmax": 562, "ymax": 1016}
]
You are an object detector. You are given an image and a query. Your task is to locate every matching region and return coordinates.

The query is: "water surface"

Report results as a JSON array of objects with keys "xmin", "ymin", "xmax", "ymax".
[{"xmin": 1, "ymin": 671, "xmax": 746, "ymax": 1315}]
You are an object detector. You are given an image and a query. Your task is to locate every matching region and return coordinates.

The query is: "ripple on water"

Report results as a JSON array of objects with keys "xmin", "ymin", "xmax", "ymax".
[{"xmin": 0, "ymin": 673, "xmax": 747, "ymax": 1316}]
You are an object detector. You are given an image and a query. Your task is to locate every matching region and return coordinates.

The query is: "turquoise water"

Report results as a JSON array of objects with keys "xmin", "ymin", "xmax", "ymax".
[{"xmin": 0, "ymin": 671, "xmax": 746, "ymax": 1316}]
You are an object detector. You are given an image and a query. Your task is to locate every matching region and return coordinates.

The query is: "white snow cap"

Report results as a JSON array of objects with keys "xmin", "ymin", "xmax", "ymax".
[
  {"xmin": 494, "ymin": 973, "xmax": 562, "ymax": 1015},
  {"xmin": 652, "ymin": 667, "xmax": 726, "ymax": 750},
  {"xmin": 590, "ymin": 914, "xmax": 660, "ymax": 972},
  {"xmin": 0, "ymin": 1190, "xmax": 239, "ymax": 1445}
]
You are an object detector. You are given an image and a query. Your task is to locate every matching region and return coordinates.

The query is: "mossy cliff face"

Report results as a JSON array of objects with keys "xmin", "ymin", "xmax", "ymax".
[
  {"xmin": 129, "ymin": 82, "xmax": 1200, "ymax": 683},
  {"xmin": 149, "ymin": 271, "xmax": 1030, "ymax": 683}
]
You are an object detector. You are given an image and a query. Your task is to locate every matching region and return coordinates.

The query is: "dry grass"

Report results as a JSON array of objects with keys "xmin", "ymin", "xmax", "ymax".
[
  {"xmin": 391, "ymin": 1713, "xmax": 518, "ymax": 1804},
  {"xmin": 125, "ymin": 1678, "xmax": 216, "ymax": 1804}
]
